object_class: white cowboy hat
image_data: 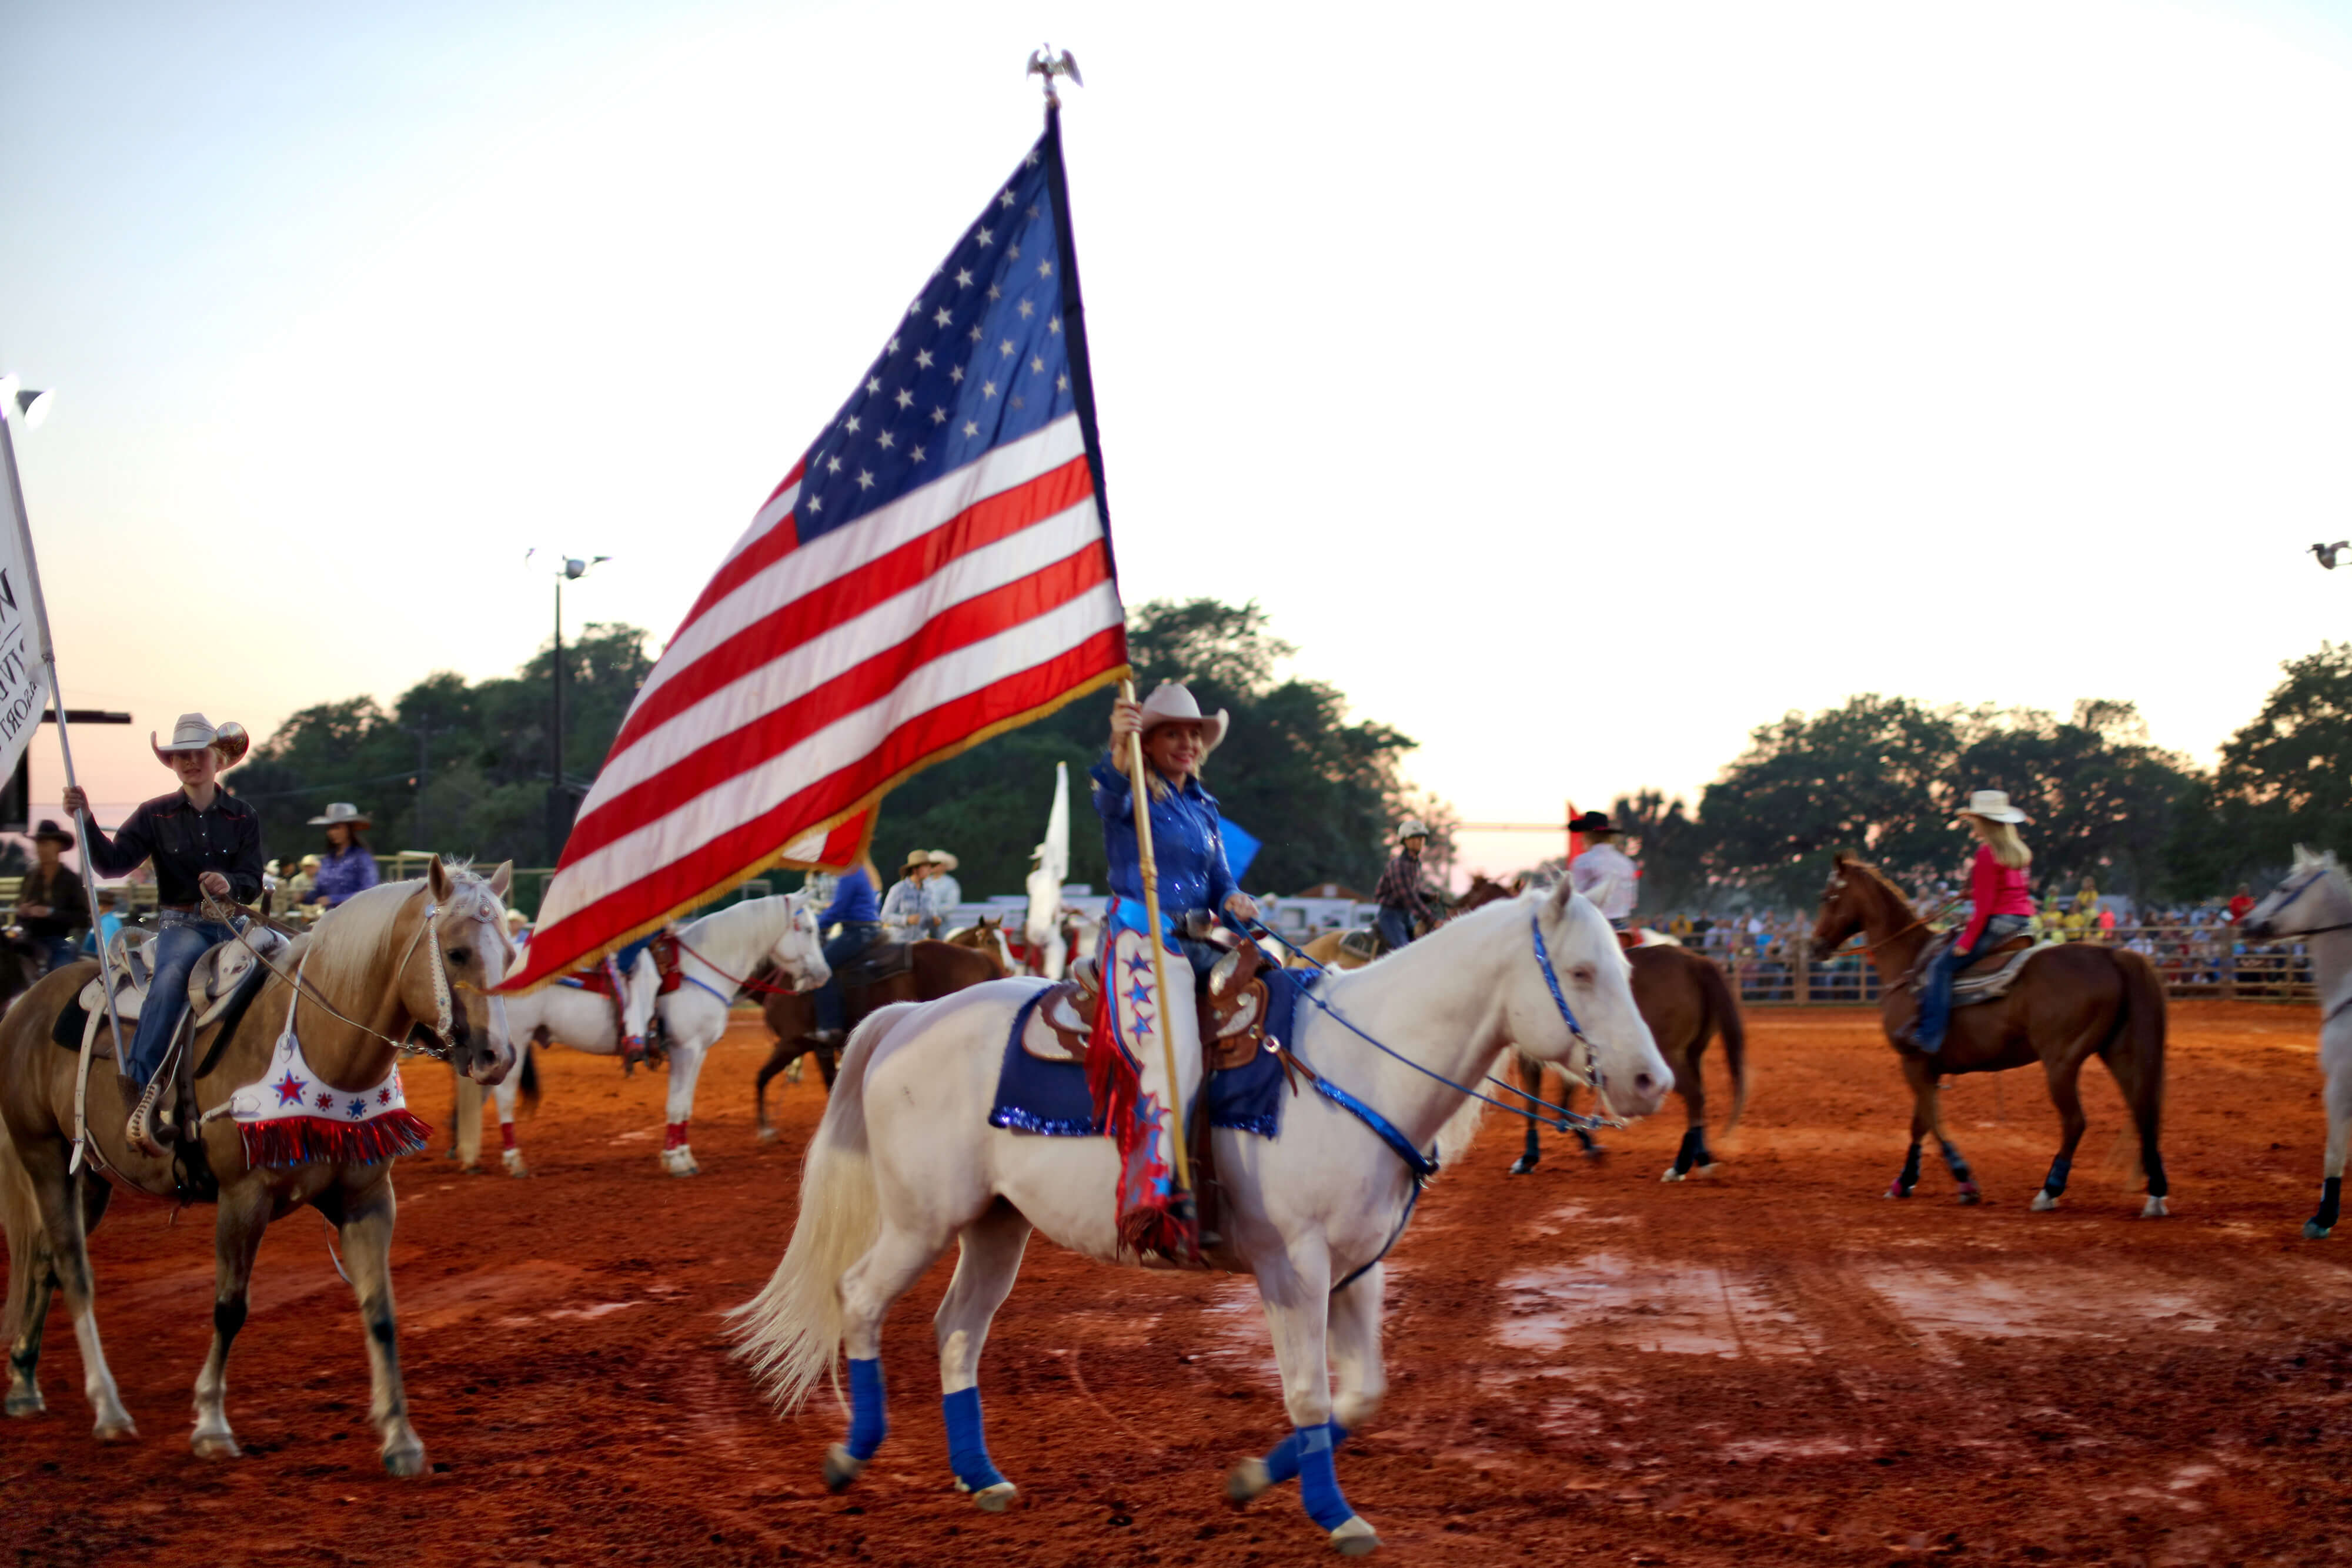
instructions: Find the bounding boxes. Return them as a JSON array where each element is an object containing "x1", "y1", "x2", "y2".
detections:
[
  {"x1": 152, "y1": 711, "x2": 249, "y2": 766},
  {"x1": 1136, "y1": 682, "x2": 1228, "y2": 755},
  {"x1": 1955, "y1": 789, "x2": 2031, "y2": 825},
  {"x1": 308, "y1": 802, "x2": 373, "y2": 828},
  {"x1": 1397, "y1": 818, "x2": 1430, "y2": 842},
  {"x1": 928, "y1": 850, "x2": 960, "y2": 871}
]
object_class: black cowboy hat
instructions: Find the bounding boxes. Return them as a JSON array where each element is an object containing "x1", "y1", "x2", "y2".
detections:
[
  {"x1": 1568, "y1": 810, "x2": 1617, "y2": 836},
  {"x1": 31, "y1": 818, "x2": 74, "y2": 850}
]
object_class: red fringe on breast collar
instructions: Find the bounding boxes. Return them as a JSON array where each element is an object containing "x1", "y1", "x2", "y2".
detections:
[{"x1": 238, "y1": 1111, "x2": 432, "y2": 1170}]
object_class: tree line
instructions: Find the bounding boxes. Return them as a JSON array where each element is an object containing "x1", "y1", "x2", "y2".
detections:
[
  {"x1": 224, "y1": 599, "x2": 1425, "y2": 911},
  {"x1": 1598, "y1": 644, "x2": 2352, "y2": 911}
]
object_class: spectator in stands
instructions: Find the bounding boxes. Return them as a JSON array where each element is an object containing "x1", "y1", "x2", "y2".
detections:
[
  {"x1": 880, "y1": 850, "x2": 936, "y2": 938},
  {"x1": 926, "y1": 851, "x2": 963, "y2": 938},
  {"x1": 15, "y1": 819, "x2": 91, "y2": 973}
]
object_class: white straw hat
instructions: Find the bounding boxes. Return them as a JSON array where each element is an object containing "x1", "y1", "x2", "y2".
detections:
[
  {"x1": 1135, "y1": 683, "x2": 1228, "y2": 755},
  {"x1": 928, "y1": 850, "x2": 960, "y2": 871},
  {"x1": 152, "y1": 712, "x2": 249, "y2": 765},
  {"x1": 308, "y1": 802, "x2": 373, "y2": 828},
  {"x1": 1955, "y1": 789, "x2": 2031, "y2": 825},
  {"x1": 1397, "y1": 818, "x2": 1430, "y2": 842}
]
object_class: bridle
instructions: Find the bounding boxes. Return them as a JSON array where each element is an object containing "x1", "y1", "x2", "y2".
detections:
[
  {"x1": 1527, "y1": 908, "x2": 1608, "y2": 1114},
  {"x1": 2246, "y1": 865, "x2": 2352, "y2": 1023},
  {"x1": 1817, "y1": 867, "x2": 1959, "y2": 964}
]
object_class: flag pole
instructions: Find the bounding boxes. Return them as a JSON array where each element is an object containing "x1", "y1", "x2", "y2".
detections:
[
  {"x1": 0, "y1": 398, "x2": 126, "y2": 1174},
  {"x1": 1120, "y1": 678, "x2": 1192, "y2": 1198}
]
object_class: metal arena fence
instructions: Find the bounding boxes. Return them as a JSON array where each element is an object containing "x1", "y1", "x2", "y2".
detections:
[{"x1": 1691, "y1": 927, "x2": 2317, "y2": 1007}]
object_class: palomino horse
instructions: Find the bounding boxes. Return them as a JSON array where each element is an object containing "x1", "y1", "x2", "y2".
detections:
[
  {"x1": 2240, "y1": 847, "x2": 2352, "y2": 1239},
  {"x1": 1508, "y1": 941, "x2": 1749, "y2": 1180},
  {"x1": 459, "y1": 894, "x2": 829, "y2": 1176},
  {"x1": 0, "y1": 863, "x2": 515, "y2": 1468},
  {"x1": 729, "y1": 883, "x2": 1669, "y2": 1554},
  {"x1": 1814, "y1": 852, "x2": 2170, "y2": 1215},
  {"x1": 753, "y1": 938, "x2": 1007, "y2": 1124}
]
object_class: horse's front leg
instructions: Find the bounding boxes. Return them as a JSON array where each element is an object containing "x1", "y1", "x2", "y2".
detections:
[
  {"x1": 1923, "y1": 1069, "x2": 1982, "y2": 1204},
  {"x1": 1887, "y1": 1054, "x2": 1932, "y2": 1199},
  {"x1": 1251, "y1": 1248, "x2": 1379, "y2": 1556},
  {"x1": 492, "y1": 1057, "x2": 527, "y2": 1177},
  {"x1": 1231, "y1": 1261, "x2": 1385, "y2": 1514},
  {"x1": 452, "y1": 1072, "x2": 485, "y2": 1172},
  {"x1": 322, "y1": 1179, "x2": 425, "y2": 1476},
  {"x1": 1508, "y1": 1054, "x2": 1542, "y2": 1175},
  {"x1": 2307, "y1": 1051, "x2": 2352, "y2": 1239},
  {"x1": 661, "y1": 1032, "x2": 713, "y2": 1176},
  {"x1": 191, "y1": 1179, "x2": 271, "y2": 1457},
  {"x1": 932, "y1": 1203, "x2": 1030, "y2": 1509}
]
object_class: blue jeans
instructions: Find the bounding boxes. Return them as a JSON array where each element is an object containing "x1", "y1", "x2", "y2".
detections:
[
  {"x1": 1915, "y1": 914, "x2": 2032, "y2": 1054},
  {"x1": 126, "y1": 920, "x2": 236, "y2": 1088},
  {"x1": 813, "y1": 922, "x2": 883, "y2": 1032},
  {"x1": 1375, "y1": 907, "x2": 1414, "y2": 952}
]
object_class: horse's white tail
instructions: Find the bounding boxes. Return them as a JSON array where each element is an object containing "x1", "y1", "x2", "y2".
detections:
[
  {"x1": 727, "y1": 1002, "x2": 918, "y2": 1411},
  {"x1": 0, "y1": 1112, "x2": 45, "y2": 1350}
]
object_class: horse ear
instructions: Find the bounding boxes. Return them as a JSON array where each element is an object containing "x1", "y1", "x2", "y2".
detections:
[
  {"x1": 428, "y1": 857, "x2": 453, "y2": 902},
  {"x1": 1547, "y1": 875, "x2": 1575, "y2": 915},
  {"x1": 487, "y1": 860, "x2": 513, "y2": 899}
]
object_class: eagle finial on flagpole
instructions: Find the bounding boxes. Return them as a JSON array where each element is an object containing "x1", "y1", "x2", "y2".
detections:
[{"x1": 1027, "y1": 44, "x2": 1082, "y2": 106}]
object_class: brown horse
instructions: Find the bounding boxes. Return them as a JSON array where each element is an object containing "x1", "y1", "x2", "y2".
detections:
[
  {"x1": 754, "y1": 938, "x2": 1007, "y2": 1131},
  {"x1": 1508, "y1": 942, "x2": 1750, "y2": 1179},
  {"x1": 1, "y1": 863, "x2": 515, "y2": 1465},
  {"x1": 1814, "y1": 852, "x2": 2170, "y2": 1215}
]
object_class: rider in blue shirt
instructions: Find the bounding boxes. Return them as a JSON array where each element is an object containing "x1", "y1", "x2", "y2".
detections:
[{"x1": 808, "y1": 857, "x2": 883, "y2": 1044}]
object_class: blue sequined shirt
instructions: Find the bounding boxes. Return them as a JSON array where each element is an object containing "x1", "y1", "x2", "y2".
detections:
[{"x1": 1089, "y1": 755, "x2": 1239, "y2": 928}]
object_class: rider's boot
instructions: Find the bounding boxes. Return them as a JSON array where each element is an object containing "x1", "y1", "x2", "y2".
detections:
[{"x1": 125, "y1": 1079, "x2": 168, "y2": 1160}]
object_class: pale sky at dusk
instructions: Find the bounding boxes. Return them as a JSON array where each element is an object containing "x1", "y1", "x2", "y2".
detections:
[{"x1": 4, "y1": 1, "x2": 2350, "y2": 885}]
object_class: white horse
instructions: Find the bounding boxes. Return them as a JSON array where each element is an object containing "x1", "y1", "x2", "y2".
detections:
[
  {"x1": 2242, "y1": 847, "x2": 2352, "y2": 1238},
  {"x1": 470, "y1": 894, "x2": 830, "y2": 1176},
  {"x1": 730, "y1": 881, "x2": 1668, "y2": 1555}
]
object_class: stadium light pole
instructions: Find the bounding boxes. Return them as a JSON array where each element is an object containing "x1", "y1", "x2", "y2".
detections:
[{"x1": 538, "y1": 552, "x2": 610, "y2": 861}]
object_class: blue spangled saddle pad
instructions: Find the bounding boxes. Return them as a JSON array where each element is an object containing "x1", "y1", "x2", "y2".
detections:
[{"x1": 988, "y1": 967, "x2": 1311, "y2": 1140}]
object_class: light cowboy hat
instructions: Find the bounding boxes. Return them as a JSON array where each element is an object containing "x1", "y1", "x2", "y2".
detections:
[
  {"x1": 1954, "y1": 789, "x2": 2032, "y2": 825},
  {"x1": 1135, "y1": 682, "x2": 1228, "y2": 755},
  {"x1": 1397, "y1": 818, "x2": 1431, "y2": 842},
  {"x1": 901, "y1": 849, "x2": 933, "y2": 872},
  {"x1": 308, "y1": 802, "x2": 373, "y2": 828},
  {"x1": 928, "y1": 850, "x2": 960, "y2": 871},
  {"x1": 152, "y1": 712, "x2": 249, "y2": 767}
]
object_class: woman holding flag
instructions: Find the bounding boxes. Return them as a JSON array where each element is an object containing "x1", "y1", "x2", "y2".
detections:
[{"x1": 1089, "y1": 683, "x2": 1258, "y2": 1262}]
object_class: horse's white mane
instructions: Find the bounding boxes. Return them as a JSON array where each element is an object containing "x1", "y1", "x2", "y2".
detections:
[
  {"x1": 2294, "y1": 844, "x2": 2342, "y2": 872},
  {"x1": 302, "y1": 868, "x2": 507, "y2": 1001}
]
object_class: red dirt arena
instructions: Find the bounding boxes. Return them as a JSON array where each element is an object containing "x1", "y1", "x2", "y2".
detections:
[{"x1": 6, "y1": 1000, "x2": 2350, "y2": 1567}]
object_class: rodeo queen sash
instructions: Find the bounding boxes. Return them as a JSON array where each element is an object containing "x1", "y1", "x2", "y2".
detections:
[{"x1": 223, "y1": 958, "x2": 430, "y2": 1168}]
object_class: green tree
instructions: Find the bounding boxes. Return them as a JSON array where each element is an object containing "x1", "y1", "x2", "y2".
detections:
[{"x1": 2167, "y1": 643, "x2": 2352, "y2": 892}]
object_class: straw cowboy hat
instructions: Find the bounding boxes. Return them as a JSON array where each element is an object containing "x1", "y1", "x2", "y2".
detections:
[
  {"x1": 152, "y1": 711, "x2": 249, "y2": 767},
  {"x1": 1135, "y1": 682, "x2": 1228, "y2": 755},
  {"x1": 928, "y1": 850, "x2": 960, "y2": 871},
  {"x1": 308, "y1": 803, "x2": 372, "y2": 829},
  {"x1": 1397, "y1": 818, "x2": 1431, "y2": 843},
  {"x1": 31, "y1": 818, "x2": 74, "y2": 850},
  {"x1": 1954, "y1": 789, "x2": 2031, "y2": 825},
  {"x1": 902, "y1": 849, "x2": 933, "y2": 873}
]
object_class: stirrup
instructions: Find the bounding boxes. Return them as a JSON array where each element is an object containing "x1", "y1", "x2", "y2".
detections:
[{"x1": 125, "y1": 1080, "x2": 169, "y2": 1159}]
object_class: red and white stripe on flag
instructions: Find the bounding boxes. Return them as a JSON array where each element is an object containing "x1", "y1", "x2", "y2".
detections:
[
  {"x1": 500, "y1": 112, "x2": 1128, "y2": 992},
  {"x1": 503, "y1": 414, "x2": 1127, "y2": 992}
]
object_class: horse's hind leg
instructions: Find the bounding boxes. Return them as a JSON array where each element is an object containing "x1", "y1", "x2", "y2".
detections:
[
  {"x1": 1664, "y1": 1040, "x2": 1713, "y2": 1182},
  {"x1": 320, "y1": 1179, "x2": 426, "y2": 1476},
  {"x1": 1508, "y1": 1054, "x2": 1542, "y2": 1174},
  {"x1": 2306, "y1": 1055, "x2": 2351, "y2": 1238},
  {"x1": 932, "y1": 1202, "x2": 1030, "y2": 1509},
  {"x1": 2030, "y1": 1055, "x2": 2091, "y2": 1212},
  {"x1": 191, "y1": 1181, "x2": 270, "y2": 1457},
  {"x1": 827, "y1": 1221, "x2": 953, "y2": 1492}
]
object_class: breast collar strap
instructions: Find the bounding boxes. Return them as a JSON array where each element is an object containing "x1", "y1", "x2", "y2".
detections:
[{"x1": 1529, "y1": 910, "x2": 1606, "y2": 1109}]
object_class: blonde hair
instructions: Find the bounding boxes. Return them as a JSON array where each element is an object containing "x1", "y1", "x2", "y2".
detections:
[{"x1": 1967, "y1": 817, "x2": 2033, "y2": 870}]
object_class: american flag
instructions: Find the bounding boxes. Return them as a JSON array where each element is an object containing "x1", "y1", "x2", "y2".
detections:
[{"x1": 505, "y1": 108, "x2": 1127, "y2": 991}]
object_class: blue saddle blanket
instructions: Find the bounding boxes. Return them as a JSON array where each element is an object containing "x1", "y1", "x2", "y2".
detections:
[{"x1": 988, "y1": 967, "x2": 1311, "y2": 1141}]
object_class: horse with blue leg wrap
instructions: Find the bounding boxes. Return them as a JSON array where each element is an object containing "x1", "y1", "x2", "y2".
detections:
[
  {"x1": 728, "y1": 879, "x2": 1670, "y2": 1556},
  {"x1": 2239, "y1": 847, "x2": 2352, "y2": 1239}
]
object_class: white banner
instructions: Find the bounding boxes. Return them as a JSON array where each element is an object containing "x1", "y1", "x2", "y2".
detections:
[{"x1": 0, "y1": 449, "x2": 52, "y2": 790}]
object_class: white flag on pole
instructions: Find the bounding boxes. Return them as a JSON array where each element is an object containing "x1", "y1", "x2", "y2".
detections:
[{"x1": 1025, "y1": 761, "x2": 1072, "y2": 978}]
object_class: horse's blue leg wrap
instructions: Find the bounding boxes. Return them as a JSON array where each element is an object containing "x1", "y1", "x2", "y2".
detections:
[
  {"x1": 2043, "y1": 1154, "x2": 2073, "y2": 1196},
  {"x1": 1294, "y1": 1422, "x2": 1354, "y2": 1531},
  {"x1": 846, "y1": 1357, "x2": 887, "y2": 1460},
  {"x1": 1262, "y1": 1420, "x2": 1350, "y2": 1485},
  {"x1": 942, "y1": 1387, "x2": 1007, "y2": 1490}
]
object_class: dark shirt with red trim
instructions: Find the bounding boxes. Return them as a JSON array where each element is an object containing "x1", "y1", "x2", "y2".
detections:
[{"x1": 82, "y1": 790, "x2": 265, "y2": 908}]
